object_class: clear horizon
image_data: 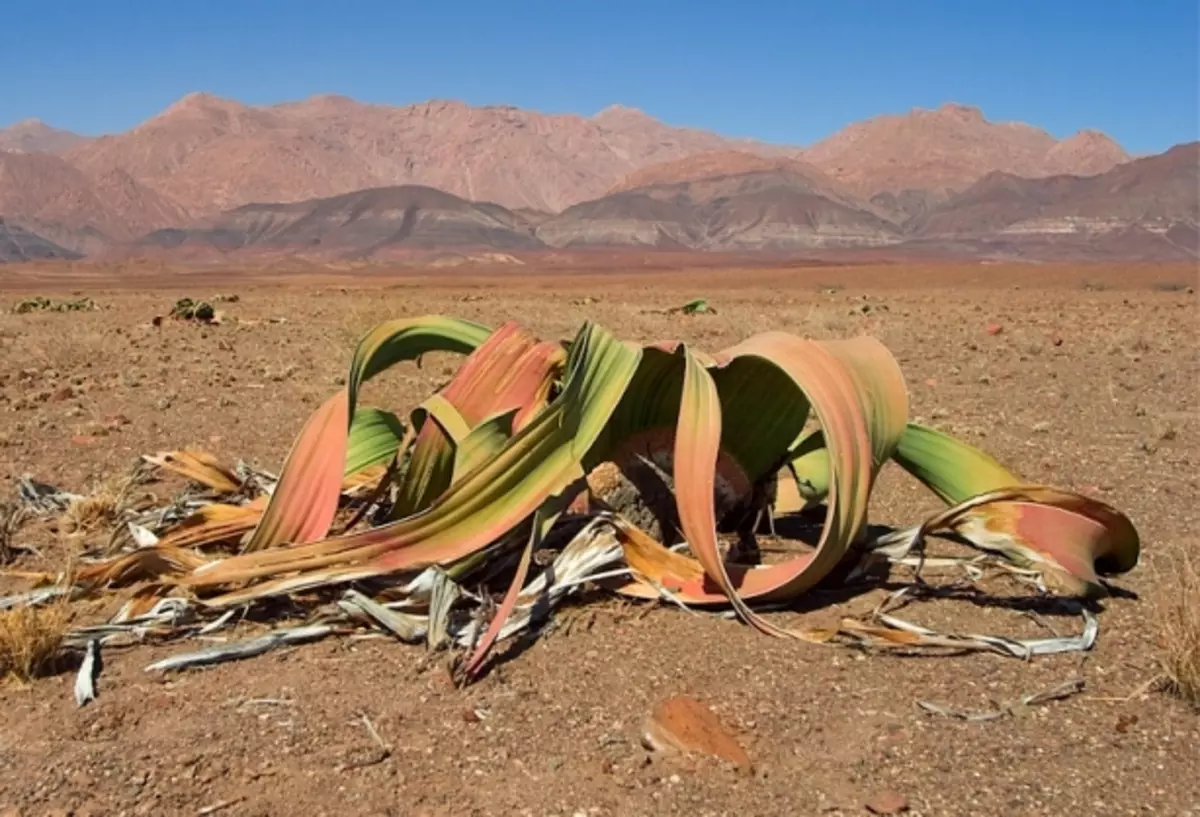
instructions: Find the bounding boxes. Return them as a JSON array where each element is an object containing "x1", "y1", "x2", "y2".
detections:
[{"x1": 2, "y1": 0, "x2": 1197, "y2": 154}]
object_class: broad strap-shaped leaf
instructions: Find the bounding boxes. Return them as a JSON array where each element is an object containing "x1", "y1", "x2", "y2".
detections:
[
  {"x1": 893, "y1": 422, "x2": 1022, "y2": 504},
  {"x1": 775, "y1": 335, "x2": 911, "y2": 513},
  {"x1": 238, "y1": 316, "x2": 493, "y2": 552},
  {"x1": 347, "y1": 316, "x2": 493, "y2": 418},
  {"x1": 394, "y1": 322, "x2": 566, "y2": 516},
  {"x1": 777, "y1": 430, "x2": 831, "y2": 513},
  {"x1": 921, "y1": 486, "x2": 1140, "y2": 597},
  {"x1": 344, "y1": 406, "x2": 408, "y2": 478},
  {"x1": 241, "y1": 390, "x2": 350, "y2": 552},
  {"x1": 182, "y1": 322, "x2": 640, "y2": 600},
  {"x1": 453, "y1": 409, "x2": 519, "y2": 479},
  {"x1": 395, "y1": 395, "x2": 470, "y2": 517},
  {"x1": 619, "y1": 333, "x2": 909, "y2": 619},
  {"x1": 820, "y1": 338, "x2": 910, "y2": 477},
  {"x1": 74, "y1": 546, "x2": 210, "y2": 588},
  {"x1": 892, "y1": 424, "x2": 1140, "y2": 596}
]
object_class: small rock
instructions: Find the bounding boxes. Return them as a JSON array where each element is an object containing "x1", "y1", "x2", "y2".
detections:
[
  {"x1": 103, "y1": 413, "x2": 132, "y2": 429},
  {"x1": 864, "y1": 790, "x2": 909, "y2": 814},
  {"x1": 51, "y1": 386, "x2": 74, "y2": 402},
  {"x1": 642, "y1": 695, "x2": 752, "y2": 775},
  {"x1": 71, "y1": 434, "x2": 98, "y2": 446},
  {"x1": 155, "y1": 397, "x2": 172, "y2": 410},
  {"x1": 985, "y1": 323, "x2": 1004, "y2": 336}
]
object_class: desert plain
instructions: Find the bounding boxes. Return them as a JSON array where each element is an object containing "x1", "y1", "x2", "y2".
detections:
[{"x1": 0, "y1": 258, "x2": 1196, "y2": 817}]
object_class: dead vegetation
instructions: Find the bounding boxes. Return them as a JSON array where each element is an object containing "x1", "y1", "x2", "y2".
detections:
[
  {"x1": 1157, "y1": 547, "x2": 1200, "y2": 708},
  {"x1": 60, "y1": 471, "x2": 142, "y2": 538},
  {"x1": 0, "y1": 600, "x2": 71, "y2": 682},
  {"x1": 0, "y1": 502, "x2": 23, "y2": 564}
]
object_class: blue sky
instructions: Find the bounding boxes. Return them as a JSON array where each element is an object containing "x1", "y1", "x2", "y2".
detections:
[{"x1": 2, "y1": 1, "x2": 1196, "y2": 154}]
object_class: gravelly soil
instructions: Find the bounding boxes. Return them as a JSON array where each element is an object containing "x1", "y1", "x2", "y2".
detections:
[{"x1": 0, "y1": 264, "x2": 1196, "y2": 817}]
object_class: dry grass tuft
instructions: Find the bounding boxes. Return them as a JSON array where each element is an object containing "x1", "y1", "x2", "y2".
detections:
[
  {"x1": 0, "y1": 602, "x2": 72, "y2": 682},
  {"x1": 0, "y1": 502, "x2": 25, "y2": 564},
  {"x1": 1157, "y1": 547, "x2": 1200, "y2": 709},
  {"x1": 61, "y1": 472, "x2": 141, "y2": 536}
]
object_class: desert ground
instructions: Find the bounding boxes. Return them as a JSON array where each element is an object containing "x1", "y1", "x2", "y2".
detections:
[{"x1": 0, "y1": 260, "x2": 1196, "y2": 817}]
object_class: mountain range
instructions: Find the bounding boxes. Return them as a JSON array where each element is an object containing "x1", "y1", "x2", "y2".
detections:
[{"x1": 0, "y1": 94, "x2": 1195, "y2": 263}]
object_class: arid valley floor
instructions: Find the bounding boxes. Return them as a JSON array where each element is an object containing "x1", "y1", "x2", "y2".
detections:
[{"x1": 0, "y1": 260, "x2": 1197, "y2": 816}]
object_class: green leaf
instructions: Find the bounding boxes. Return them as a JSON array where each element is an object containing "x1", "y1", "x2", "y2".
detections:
[
  {"x1": 345, "y1": 407, "x2": 407, "y2": 477},
  {"x1": 186, "y1": 322, "x2": 642, "y2": 604},
  {"x1": 892, "y1": 422, "x2": 1022, "y2": 504}
]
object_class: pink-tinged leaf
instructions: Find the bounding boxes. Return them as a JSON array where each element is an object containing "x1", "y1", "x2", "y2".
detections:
[
  {"x1": 236, "y1": 317, "x2": 495, "y2": 554},
  {"x1": 463, "y1": 507, "x2": 560, "y2": 679},
  {"x1": 818, "y1": 337, "x2": 910, "y2": 477},
  {"x1": 241, "y1": 390, "x2": 350, "y2": 552},
  {"x1": 891, "y1": 425, "x2": 1139, "y2": 596},
  {"x1": 916, "y1": 485, "x2": 1140, "y2": 597},
  {"x1": 672, "y1": 349, "x2": 761, "y2": 625},
  {"x1": 181, "y1": 322, "x2": 639, "y2": 598},
  {"x1": 395, "y1": 322, "x2": 566, "y2": 516},
  {"x1": 347, "y1": 316, "x2": 493, "y2": 417},
  {"x1": 621, "y1": 334, "x2": 907, "y2": 619}
]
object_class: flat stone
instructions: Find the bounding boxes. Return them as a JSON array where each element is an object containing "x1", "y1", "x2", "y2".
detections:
[{"x1": 641, "y1": 695, "x2": 752, "y2": 774}]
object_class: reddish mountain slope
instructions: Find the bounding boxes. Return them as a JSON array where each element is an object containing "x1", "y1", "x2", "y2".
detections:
[
  {"x1": 0, "y1": 119, "x2": 88, "y2": 154},
  {"x1": 64, "y1": 93, "x2": 764, "y2": 217},
  {"x1": 803, "y1": 103, "x2": 1130, "y2": 197},
  {"x1": 0, "y1": 151, "x2": 185, "y2": 248},
  {"x1": 0, "y1": 93, "x2": 1174, "y2": 262}
]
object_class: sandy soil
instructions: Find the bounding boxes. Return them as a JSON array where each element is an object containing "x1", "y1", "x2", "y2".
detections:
[{"x1": 0, "y1": 262, "x2": 1196, "y2": 816}]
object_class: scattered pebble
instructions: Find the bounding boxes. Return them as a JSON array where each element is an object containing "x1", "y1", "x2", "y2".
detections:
[
  {"x1": 642, "y1": 695, "x2": 752, "y2": 775},
  {"x1": 864, "y1": 790, "x2": 910, "y2": 814}
]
